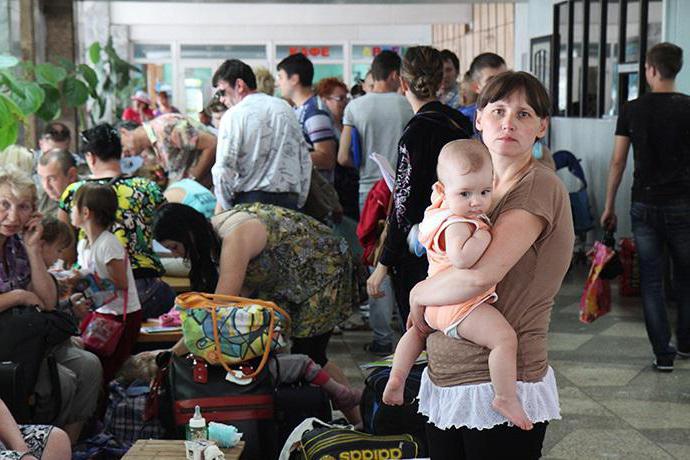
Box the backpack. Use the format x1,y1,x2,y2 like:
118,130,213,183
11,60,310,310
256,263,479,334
553,150,595,235
0,305,79,421
360,364,428,456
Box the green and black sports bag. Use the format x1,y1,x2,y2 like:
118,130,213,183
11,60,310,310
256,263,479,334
292,425,419,460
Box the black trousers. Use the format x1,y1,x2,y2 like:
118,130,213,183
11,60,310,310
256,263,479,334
425,421,548,460
390,258,429,327
291,330,333,367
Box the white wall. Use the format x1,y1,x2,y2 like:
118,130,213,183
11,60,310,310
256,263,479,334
550,118,634,237
665,0,690,93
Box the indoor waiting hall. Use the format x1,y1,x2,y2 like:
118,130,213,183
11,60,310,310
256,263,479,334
0,0,689,459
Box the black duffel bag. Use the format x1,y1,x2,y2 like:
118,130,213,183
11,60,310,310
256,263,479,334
360,364,428,456
0,305,79,422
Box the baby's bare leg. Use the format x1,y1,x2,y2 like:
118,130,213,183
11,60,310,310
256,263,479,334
382,326,427,406
456,303,533,430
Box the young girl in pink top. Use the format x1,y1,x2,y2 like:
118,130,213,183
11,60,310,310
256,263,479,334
382,139,532,431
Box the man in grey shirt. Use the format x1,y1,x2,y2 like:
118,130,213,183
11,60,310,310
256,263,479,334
337,50,413,355
338,50,414,209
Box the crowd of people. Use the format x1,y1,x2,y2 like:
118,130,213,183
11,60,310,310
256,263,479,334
0,40,685,459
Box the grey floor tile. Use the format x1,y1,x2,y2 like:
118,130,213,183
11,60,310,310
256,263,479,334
600,320,649,338
658,443,690,460
566,335,652,363
545,428,674,459
557,386,613,417
584,367,690,404
550,360,643,387
548,332,595,351
598,399,690,430
640,428,690,446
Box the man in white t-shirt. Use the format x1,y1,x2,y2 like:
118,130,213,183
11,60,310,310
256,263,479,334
337,50,413,355
212,59,312,212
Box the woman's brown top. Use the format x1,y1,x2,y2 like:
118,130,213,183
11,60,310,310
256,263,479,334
426,162,574,387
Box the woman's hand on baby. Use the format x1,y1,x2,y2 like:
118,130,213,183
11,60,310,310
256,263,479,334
366,263,388,298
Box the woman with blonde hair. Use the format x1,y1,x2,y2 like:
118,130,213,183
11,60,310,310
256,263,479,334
367,46,474,325
0,145,35,174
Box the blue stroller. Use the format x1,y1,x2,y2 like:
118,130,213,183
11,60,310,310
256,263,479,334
553,150,595,264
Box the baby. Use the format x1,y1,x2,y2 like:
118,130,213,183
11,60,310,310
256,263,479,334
382,139,532,430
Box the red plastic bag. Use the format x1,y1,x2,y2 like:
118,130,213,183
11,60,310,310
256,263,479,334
618,238,640,296
580,241,614,323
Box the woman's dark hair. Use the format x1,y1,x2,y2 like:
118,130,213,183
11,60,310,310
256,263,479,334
401,46,444,100
73,183,118,228
476,71,551,118
80,123,122,161
153,203,221,293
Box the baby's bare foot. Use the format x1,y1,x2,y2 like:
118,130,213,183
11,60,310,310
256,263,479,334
492,396,533,430
382,374,405,406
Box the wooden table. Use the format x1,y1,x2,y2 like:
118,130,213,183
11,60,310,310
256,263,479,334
122,439,244,460
162,276,191,294
138,321,183,344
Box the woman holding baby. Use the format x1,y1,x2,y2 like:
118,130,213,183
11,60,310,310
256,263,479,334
408,71,574,458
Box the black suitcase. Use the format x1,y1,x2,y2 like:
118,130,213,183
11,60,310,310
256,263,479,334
156,353,278,460
274,382,332,449
360,364,428,456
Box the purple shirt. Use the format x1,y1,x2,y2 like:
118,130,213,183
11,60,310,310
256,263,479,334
0,235,31,293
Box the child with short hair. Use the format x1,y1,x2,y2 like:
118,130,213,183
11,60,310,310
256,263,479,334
39,216,74,269
382,139,532,431
70,183,142,384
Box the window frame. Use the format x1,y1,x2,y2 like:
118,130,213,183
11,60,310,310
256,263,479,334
551,0,655,118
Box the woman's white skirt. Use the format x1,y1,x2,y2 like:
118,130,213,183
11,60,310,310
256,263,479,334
417,366,561,430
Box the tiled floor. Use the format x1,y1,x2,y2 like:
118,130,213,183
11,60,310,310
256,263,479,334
328,266,690,459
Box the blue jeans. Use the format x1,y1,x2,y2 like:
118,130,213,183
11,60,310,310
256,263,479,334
136,277,177,320
631,201,690,359
359,190,395,347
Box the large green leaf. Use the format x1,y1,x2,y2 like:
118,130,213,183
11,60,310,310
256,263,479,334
62,76,89,107
35,63,67,88
0,69,23,94
77,64,98,91
89,42,102,65
0,95,21,149
35,84,61,120
8,81,44,115
0,55,19,69
58,57,76,72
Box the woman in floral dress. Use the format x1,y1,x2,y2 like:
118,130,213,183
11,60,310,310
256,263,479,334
154,202,363,380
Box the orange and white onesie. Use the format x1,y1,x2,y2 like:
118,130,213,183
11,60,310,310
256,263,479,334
418,187,498,339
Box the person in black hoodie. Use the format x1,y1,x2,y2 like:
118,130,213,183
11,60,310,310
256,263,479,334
367,46,474,325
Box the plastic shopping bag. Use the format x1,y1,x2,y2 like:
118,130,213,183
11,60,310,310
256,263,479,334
580,241,614,323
